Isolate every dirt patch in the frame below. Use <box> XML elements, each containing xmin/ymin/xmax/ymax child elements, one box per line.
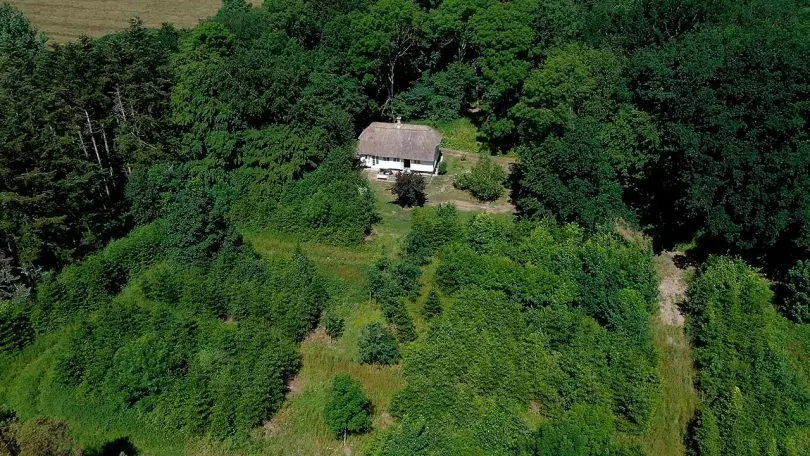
<box><xmin>376</xmin><ymin>411</ymin><xmax>394</xmax><ymax>430</ymax></box>
<box><xmin>655</xmin><ymin>251</ymin><xmax>689</xmax><ymax>327</ymax></box>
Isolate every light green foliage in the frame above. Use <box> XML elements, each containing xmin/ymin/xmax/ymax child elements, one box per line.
<box><xmin>685</xmin><ymin>258</ymin><xmax>810</xmax><ymax>455</ymax></box>
<box><xmin>324</xmin><ymin>374</ymin><xmax>372</xmax><ymax>438</ymax></box>
<box><xmin>404</xmin><ymin>204</ymin><xmax>460</xmax><ymax>262</ymax></box>
<box><xmin>452</xmin><ymin>155</ymin><xmax>506</xmax><ymax>201</ymax></box>
<box><xmin>383</xmin><ymin>217</ymin><xmax>660</xmax><ymax>454</ymax></box>
<box><xmin>357</xmin><ymin>323</ymin><xmax>400</xmax><ymax>365</ymax></box>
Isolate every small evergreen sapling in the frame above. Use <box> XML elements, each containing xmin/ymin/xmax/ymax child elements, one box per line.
<box><xmin>357</xmin><ymin>323</ymin><xmax>400</xmax><ymax>365</ymax></box>
<box><xmin>324</xmin><ymin>374</ymin><xmax>372</xmax><ymax>441</ymax></box>
<box><xmin>324</xmin><ymin>310</ymin><xmax>345</xmax><ymax>339</ymax></box>
<box><xmin>423</xmin><ymin>290</ymin><xmax>442</xmax><ymax>319</ymax></box>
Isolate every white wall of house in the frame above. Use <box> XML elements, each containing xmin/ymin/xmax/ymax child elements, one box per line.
<box><xmin>359</xmin><ymin>147</ymin><xmax>441</xmax><ymax>174</ymax></box>
<box><xmin>359</xmin><ymin>155</ymin><xmax>406</xmax><ymax>171</ymax></box>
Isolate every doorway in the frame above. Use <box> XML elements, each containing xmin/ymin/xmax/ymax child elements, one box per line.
<box><xmin>404</xmin><ymin>159</ymin><xmax>411</xmax><ymax>169</ymax></box>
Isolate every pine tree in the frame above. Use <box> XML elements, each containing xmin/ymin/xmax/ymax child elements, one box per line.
<box><xmin>324</xmin><ymin>374</ymin><xmax>372</xmax><ymax>441</ymax></box>
<box><xmin>423</xmin><ymin>289</ymin><xmax>442</xmax><ymax>319</ymax></box>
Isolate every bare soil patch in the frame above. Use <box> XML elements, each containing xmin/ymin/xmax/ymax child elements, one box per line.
<box><xmin>655</xmin><ymin>251</ymin><xmax>689</xmax><ymax>327</ymax></box>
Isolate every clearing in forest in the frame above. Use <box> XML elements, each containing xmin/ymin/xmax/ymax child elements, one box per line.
<box><xmin>9</xmin><ymin>0</ymin><xmax>225</xmax><ymax>42</ymax></box>
<box><xmin>635</xmin><ymin>252</ymin><xmax>698</xmax><ymax>456</ymax></box>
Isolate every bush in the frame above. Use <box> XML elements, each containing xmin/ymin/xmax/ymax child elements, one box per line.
<box><xmin>423</xmin><ymin>290</ymin><xmax>442</xmax><ymax>319</ymax></box>
<box><xmin>391</xmin><ymin>171</ymin><xmax>427</xmax><ymax>207</ymax></box>
<box><xmin>324</xmin><ymin>374</ymin><xmax>372</xmax><ymax>439</ymax></box>
<box><xmin>783</xmin><ymin>260</ymin><xmax>810</xmax><ymax>323</ymax></box>
<box><xmin>357</xmin><ymin>323</ymin><xmax>400</xmax><ymax>365</ymax></box>
<box><xmin>323</xmin><ymin>310</ymin><xmax>345</xmax><ymax>339</ymax></box>
<box><xmin>452</xmin><ymin>156</ymin><xmax>506</xmax><ymax>202</ymax></box>
<box><xmin>438</xmin><ymin>160</ymin><xmax>448</xmax><ymax>175</ymax></box>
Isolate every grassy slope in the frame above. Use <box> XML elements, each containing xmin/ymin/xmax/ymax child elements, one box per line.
<box><xmin>0</xmin><ymin>287</ymin><xmax>191</xmax><ymax>455</ymax></box>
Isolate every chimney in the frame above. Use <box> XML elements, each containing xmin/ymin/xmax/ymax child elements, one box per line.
<box><xmin>396</xmin><ymin>116</ymin><xmax>402</xmax><ymax>128</ymax></box>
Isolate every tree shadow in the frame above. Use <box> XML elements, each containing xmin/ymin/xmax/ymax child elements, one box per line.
<box><xmin>86</xmin><ymin>437</ymin><xmax>139</xmax><ymax>456</ymax></box>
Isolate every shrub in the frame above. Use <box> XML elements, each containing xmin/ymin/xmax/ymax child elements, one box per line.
<box><xmin>323</xmin><ymin>310</ymin><xmax>345</xmax><ymax>339</ymax></box>
<box><xmin>391</xmin><ymin>172</ymin><xmax>427</xmax><ymax>207</ymax></box>
<box><xmin>452</xmin><ymin>156</ymin><xmax>506</xmax><ymax>202</ymax></box>
<box><xmin>783</xmin><ymin>260</ymin><xmax>810</xmax><ymax>323</ymax></box>
<box><xmin>324</xmin><ymin>374</ymin><xmax>372</xmax><ymax>439</ymax></box>
<box><xmin>438</xmin><ymin>160</ymin><xmax>448</xmax><ymax>175</ymax></box>
<box><xmin>423</xmin><ymin>290</ymin><xmax>442</xmax><ymax>319</ymax></box>
<box><xmin>357</xmin><ymin>323</ymin><xmax>400</xmax><ymax>365</ymax></box>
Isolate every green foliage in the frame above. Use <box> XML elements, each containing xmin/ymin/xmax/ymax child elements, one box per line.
<box><xmin>0</xmin><ymin>12</ymin><xmax>177</xmax><ymax>272</ymax></box>
<box><xmin>9</xmin><ymin>418</ymin><xmax>75</xmax><ymax>456</ymax></box>
<box><xmin>437</xmin><ymin>159</ymin><xmax>448</xmax><ymax>175</ymax></box>
<box><xmin>270</xmin><ymin>150</ymin><xmax>378</xmax><ymax>245</ymax></box>
<box><xmin>357</xmin><ymin>323</ymin><xmax>400</xmax><ymax>365</ymax></box>
<box><xmin>391</xmin><ymin>171</ymin><xmax>427</xmax><ymax>207</ymax></box>
<box><xmin>404</xmin><ymin>204</ymin><xmax>460</xmax><ymax>262</ymax></box>
<box><xmin>423</xmin><ymin>289</ymin><xmax>442</xmax><ymax>319</ymax></box>
<box><xmin>385</xmin><ymin>218</ymin><xmax>661</xmax><ymax>454</ymax></box>
<box><xmin>324</xmin><ymin>374</ymin><xmax>372</xmax><ymax>438</ymax></box>
<box><xmin>452</xmin><ymin>155</ymin><xmax>506</xmax><ymax>201</ymax></box>
<box><xmin>534</xmin><ymin>404</ymin><xmax>644</xmax><ymax>456</ymax></box>
<box><xmin>783</xmin><ymin>260</ymin><xmax>810</xmax><ymax>324</ymax></box>
<box><xmin>685</xmin><ymin>257</ymin><xmax>810</xmax><ymax>455</ymax></box>
<box><xmin>323</xmin><ymin>310</ymin><xmax>345</xmax><ymax>339</ymax></box>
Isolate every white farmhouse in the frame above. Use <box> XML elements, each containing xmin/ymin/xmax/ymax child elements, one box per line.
<box><xmin>357</xmin><ymin>119</ymin><xmax>443</xmax><ymax>174</ymax></box>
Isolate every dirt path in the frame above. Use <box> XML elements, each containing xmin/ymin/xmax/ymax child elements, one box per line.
<box><xmin>656</xmin><ymin>251</ymin><xmax>688</xmax><ymax>327</ymax></box>
<box><xmin>638</xmin><ymin>251</ymin><xmax>698</xmax><ymax>456</ymax></box>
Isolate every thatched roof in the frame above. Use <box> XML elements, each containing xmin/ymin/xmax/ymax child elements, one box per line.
<box><xmin>357</xmin><ymin>122</ymin><xmax>442</xmax><ymax>162</ymax></box>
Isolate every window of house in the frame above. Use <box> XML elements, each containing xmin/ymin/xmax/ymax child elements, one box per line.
<box><xmin>372</xmin><ymin>155</ymin><xmax>379</xmax><ymax>166</ymax></box>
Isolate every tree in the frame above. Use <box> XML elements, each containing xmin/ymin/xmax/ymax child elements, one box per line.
<box><xmin>452</xmin><ymin>155</ymin><xmax>506</xmax><ymax>201</ymax></box>
<box><xmin>324</xmin><ymin>374</ymin><xmax>372</xmax><ymax>440</ymax></box>
<box><xmin>357</xmin><ymin>323</ymin><xmax>400</xmax><ymax>365</ymax></box>
<box><xmin>783</xmin><ymin>260</ymin><xmax>810</xmax><ymax>323</ymax></box>
<box><xmin>323</xmin><ymin>309</ymin><xmax>345</xmax><ymax>338</ymax></box>
<box><xmin>391</xmin><ymin>171</ymin><xmax>426</xmax><ymax>207</ymax></box>
<box><xmin>11</xmin><ymin>418</ymin><xmax>75</xmax><ymax>456</ymax></box>
<box><xmin>423</xmin><ymin>289</ymin><xmax>442</xmax><ymax>318</ymax></box>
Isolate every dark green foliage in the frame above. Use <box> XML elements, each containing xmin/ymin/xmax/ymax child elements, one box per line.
<box><xmin>0</xmin><ymin>9</ymin><xmax>177</xmax><ymax>272</ymax></box>
<box><xmin>404</xmin><ymin>204</ymin><xmax>460</xmax><ymax>262</ymax></box>
<box><xmin>270</xmin><ymin>151</ymin><xmax>378</xmax><ymax>245</ymax></box>
<box><xmin>323</xmin><ymin>310</ymin><xmax>345</xmax><ymax>339</ymax></box>
<box><xmin>423</xmin><ymin>290</ymin><xmax>442</xmax><ymax>319</ymax></box>
<box><xmin>160</xmin><ymin>185</ymin><xmax>242</xmax><ymax>264</ymax></box>
<box><xmin>631</xmin><ymin>16</ymin><xmax>810</xmax><ymax>257</ymax></box>
<box><xmin>453</xmin><ymin>156</ymin><xmax>506</xmax><ymax>202</ymax></box>
<box><xmin>391</xmin><ymin>172</ymin><xmax>427</xmax><ymax>208</ymax></box>
<box><xmin>685</xmin><ymin>258</ymin><xmax>810</xmax><ymax>455</ymax></box>
<box><xmin>0</xmin><ymin>303</ymin><xmax>33</xmax><ymax>352</ymax></box>
<box><xmin>437</xmin><ymin>159</ymin><xmax>448</xmax><ymax>175</ymax></box>
<box><xmin>367</xmin><ymin>256</ymin><xmax>419</xmax><ymax>340</ymax></box>
<box><xmin>534</xmin><ymin>405</ymin><xmax>644</xmax><ymax>456</ymax></box>
<box><xmin>357</xmin><ymin>323</ymin><xmax>400</xmax><ymax>365</ymax></box>
<box><xmin>324</xmin><ymin>374</ymin><xmax>372</xmax><ymax>438</ymax></box>
<box><xmin>782</xmin><ymin>260</ymin><xmax>810</xmax><ymax>323</ymax></box>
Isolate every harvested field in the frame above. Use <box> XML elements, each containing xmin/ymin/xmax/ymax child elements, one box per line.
<box><xmin>9</xmin><ymin>0</ymin><xmax>225</xmax><ymax>42</ymax></box>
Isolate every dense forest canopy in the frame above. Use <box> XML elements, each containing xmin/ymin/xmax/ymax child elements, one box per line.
<box><xmin>1</xmin><ymin>0</ymin><xmax>809</xmax><ymax>454</ymax></box>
